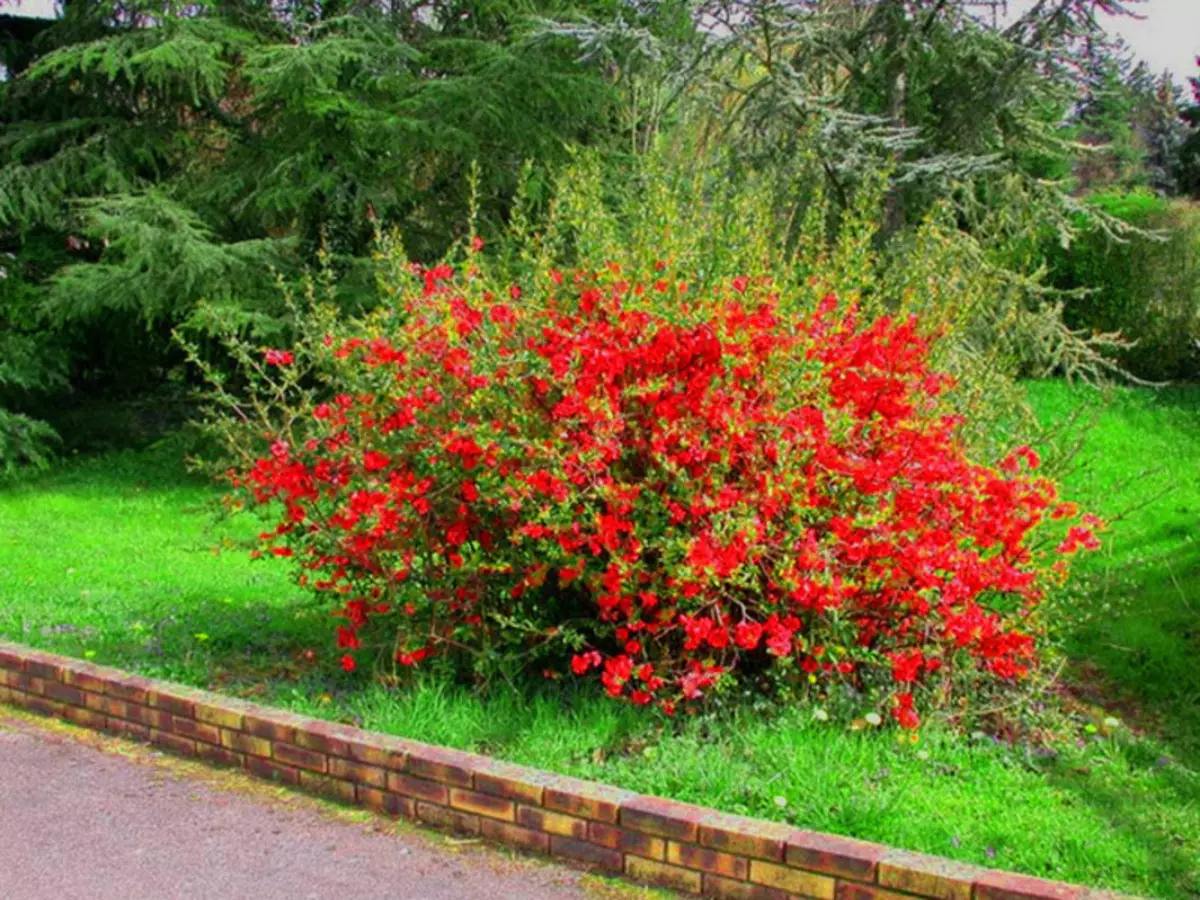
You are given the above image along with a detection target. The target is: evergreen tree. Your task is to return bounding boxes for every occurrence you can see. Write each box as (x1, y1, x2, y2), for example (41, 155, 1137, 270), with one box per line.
(1138, 71, 1188, 195)
(1178, 58, 1200, 197)
(0, 0, 625, 458)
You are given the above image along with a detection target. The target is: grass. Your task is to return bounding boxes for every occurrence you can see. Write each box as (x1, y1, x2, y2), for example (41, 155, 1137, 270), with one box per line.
(1, 383, 1197, 899)
(1028, 381, 1200, 761)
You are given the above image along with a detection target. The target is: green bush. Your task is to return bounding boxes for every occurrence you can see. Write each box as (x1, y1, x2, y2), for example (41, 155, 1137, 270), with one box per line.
(1048, 190, 1200, 382)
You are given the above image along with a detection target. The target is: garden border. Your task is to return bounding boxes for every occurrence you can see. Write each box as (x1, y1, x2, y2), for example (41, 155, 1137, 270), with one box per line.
(0, 640, 1128, 900)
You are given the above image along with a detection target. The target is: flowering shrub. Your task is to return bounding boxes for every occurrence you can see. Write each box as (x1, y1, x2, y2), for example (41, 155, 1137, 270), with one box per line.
(225, 254, 1100, 727)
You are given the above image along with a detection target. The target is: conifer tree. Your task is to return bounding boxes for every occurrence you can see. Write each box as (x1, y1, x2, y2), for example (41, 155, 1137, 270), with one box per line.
(0, 0, 623, 460)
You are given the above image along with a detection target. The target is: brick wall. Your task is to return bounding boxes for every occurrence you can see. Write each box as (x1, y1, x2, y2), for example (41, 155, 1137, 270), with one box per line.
(0, 641, 1122, 900)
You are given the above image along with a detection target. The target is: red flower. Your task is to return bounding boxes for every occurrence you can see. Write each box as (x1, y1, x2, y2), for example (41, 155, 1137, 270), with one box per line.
(340, 654, 356, 672)
(734, 620, 762, 650)
(891, 694, 920, 729)
(264, 349, 294, 366)
(890, 649, 924, 684)
(232, 261, 1096, 727)
(363, 450, 390, 472)
(571, 651, 601, 675)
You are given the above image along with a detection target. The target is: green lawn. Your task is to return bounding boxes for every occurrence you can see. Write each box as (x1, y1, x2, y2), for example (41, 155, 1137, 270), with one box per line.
(1, 382, 1197, 899)
(1027, 381, 1200, 762)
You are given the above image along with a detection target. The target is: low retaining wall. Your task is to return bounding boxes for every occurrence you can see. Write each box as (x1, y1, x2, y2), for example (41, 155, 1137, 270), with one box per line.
(0, 641, 1121, 900)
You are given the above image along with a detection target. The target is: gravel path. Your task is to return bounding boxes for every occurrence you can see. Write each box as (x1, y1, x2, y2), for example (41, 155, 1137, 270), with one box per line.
(0, 710, 658, 900)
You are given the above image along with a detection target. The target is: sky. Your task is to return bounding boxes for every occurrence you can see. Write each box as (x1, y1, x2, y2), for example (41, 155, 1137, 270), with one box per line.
(1004, 0, 1199, 84)
(4, 0, 1199, 82)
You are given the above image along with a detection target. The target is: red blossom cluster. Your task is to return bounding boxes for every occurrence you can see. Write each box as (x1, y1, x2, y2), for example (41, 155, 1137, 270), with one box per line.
(237, 262, 1100, 727)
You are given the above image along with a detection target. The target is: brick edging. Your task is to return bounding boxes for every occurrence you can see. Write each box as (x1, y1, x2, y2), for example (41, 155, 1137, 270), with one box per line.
(0, 641, 1129, 900)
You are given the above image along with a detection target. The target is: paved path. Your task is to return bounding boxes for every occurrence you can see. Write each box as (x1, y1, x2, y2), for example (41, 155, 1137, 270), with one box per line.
(0, 711, 658, 900)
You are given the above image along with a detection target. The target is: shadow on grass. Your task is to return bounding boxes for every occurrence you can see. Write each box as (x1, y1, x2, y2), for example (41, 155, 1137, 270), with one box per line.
(0, 442, 213, 496)
(1047, 749, 1200, 899)
(1067, 539, 1200, 765)
(18, 588, 332, 695)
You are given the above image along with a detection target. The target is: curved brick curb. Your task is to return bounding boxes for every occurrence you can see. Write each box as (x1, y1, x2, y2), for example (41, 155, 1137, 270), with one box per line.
(0, 641, 1133, 900)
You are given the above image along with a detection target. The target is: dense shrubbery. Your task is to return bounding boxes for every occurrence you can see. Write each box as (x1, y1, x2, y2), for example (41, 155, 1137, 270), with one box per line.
(203, 220, 1100, 727)
(1047, 191, 1200, 382)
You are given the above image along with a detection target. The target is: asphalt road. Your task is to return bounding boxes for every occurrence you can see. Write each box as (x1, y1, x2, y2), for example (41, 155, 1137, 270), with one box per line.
(0, 711, 655, 900)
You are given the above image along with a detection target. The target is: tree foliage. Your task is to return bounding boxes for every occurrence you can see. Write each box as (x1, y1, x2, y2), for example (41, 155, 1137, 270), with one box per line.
(0, 0, 627, 456)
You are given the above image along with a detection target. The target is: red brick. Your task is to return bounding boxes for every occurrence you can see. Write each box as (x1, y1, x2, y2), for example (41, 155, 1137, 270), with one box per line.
(106, 718, 150, 742)
(588, 822, 667, 861)
(104, 698, 141, 720)
(704, 874, 794, 900)
(449, 787, 516, 821)
(877, 851, 981, 900)
(272, 742, 328, 773)
(246, 756, 301, 786)
(94, 696, 124, 718)
(329, 757, 388, 789)
(786, 831, 886, 880)
(243, 709, 300, 744)
(358, 787, 415, 819)
(347, 734, 409, 770)
(699, 811, 793, 862)
(14, 673, 45, 694)
(299, 771, 357, 803)
(543, 776, 635, 825)
(83, 691, 108, 712)
(837, 883, 918, 900)
(149, 728, 197, 757)
(473, 759, 548, 805)
(293, 721, 358, 758)
(667, 840, 749, 880)
(387, 772, 449, 805)
(0, 646, 25, 670)
(104, 674, 155, 705)
(130, 706, 174, 731)
(171, 717, 222, 746)
(517, 806, 588, 839)
(550, 835, 623, 872)
(195, 743, 245, 769)
(60, 666, 112, 694)
(974, 871, 1084, 900)
(621, 795, 706, 843)
(61, 705, 107, 729)
(405, 744, 478, 787)
(417, 802, 481, 835)
(147, 689, 196, 719)
(625, 856, 703, 894)
(22, 656, 61, 681)
(479, 818, 550, 855)
(20, 695, 64, 717)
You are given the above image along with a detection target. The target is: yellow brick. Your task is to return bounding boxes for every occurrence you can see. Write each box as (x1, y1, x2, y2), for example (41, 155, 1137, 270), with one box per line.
(878, 852, 977, 900)
(748, 860, 836, 899)
(194, 701, 246, 731)
(625, 856, 702, 894)
(220, 729, 272, 758)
